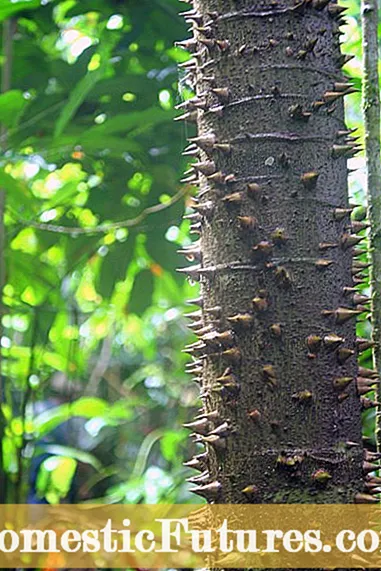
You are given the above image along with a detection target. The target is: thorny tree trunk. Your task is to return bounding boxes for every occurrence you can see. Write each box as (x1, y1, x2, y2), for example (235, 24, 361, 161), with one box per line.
(178, 0, 377, 506)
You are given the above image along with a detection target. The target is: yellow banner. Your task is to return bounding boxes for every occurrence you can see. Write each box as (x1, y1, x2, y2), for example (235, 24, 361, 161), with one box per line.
(1, 504, 381, 567)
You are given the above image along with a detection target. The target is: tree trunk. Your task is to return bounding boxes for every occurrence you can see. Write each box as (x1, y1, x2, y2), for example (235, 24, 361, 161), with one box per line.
(179, 0, 370, 505)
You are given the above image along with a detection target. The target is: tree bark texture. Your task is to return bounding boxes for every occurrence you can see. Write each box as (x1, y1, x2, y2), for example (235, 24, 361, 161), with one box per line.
(179, 0, 372, 505)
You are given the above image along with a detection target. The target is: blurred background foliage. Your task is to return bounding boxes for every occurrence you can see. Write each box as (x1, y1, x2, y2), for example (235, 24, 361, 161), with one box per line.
(0, 0, 377, 504)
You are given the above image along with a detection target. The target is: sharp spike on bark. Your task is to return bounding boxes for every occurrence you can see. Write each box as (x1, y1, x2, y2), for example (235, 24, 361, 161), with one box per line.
(271, 227, 289, 245)
(189, 133, 217, 148)
(247, 182, 262, 197)
(222, 191, 243, 203)
(322, 307, 362, 323)
(219, 347, 241, 363)
(206, 171, 226, 184)
(319, 242, 338, 250)
(175, 38, 198, 51)
(183, 212, 202, 221)
(364, 480, 381, 490)
(357, 338, 377, 351)
(191, 481, 222, 500)
(186, 296, 203, 307)
(292, 389, 313, 402)
(323, 333, 344, 348)
(357, 376, 379, 387)
(237, 215, 258, 230)
(189, 222, 202, 235)
(307, 335, 322, 351)
(252, 241, 273, 257)
(209, 104, 224, 117)
(364, 450, 381, 462)
(187, 319, 204, 331)
(176, 265, 202, 280)
(361, 397, 381, 410)
(315, 259, 334, 269)
(341, 233, 365, 249)
(270, 323, 282, 337)
(343, 286, 358, 296)
(183, 418, 211, 435)
(202, 330, 234, 347)
(338, 392, 349, 403)
(183, 458, 204, 471)
(252, 295, 269, 312)
(180, 173, 198, 184)
(333, 376, 353, 390)
(187, 471, 210, 485)
(215, 39, 230, 51)
(337, 54, 355, 67)
(185, 309, 203, 321)
(337, 347, 355, 364)
(334, 81, 354, 92)
(195, 410, 220, 421)
(227, 313, 254, 327)
(311, 469, 332, 483)
(248, 409, 261, 421)
(183, 339, 206, 351)
(367, 486, 381, 495)
(211, 87, 230, 100)
(352, 261, 371, 270)
(300, 171, 319, 188)
(359, 367, 379, 379)
(204, 306, 221, 316)
(213, 143, 231, 153)
(201, 433, 227, 448)
(262, 365, 277, 386)
(353, 294, 371, 306)
(174, 111, 198, 123)
(274, 266, 293, 286)
(209, 421, 230, 436)
(351, 220, 369, 233)
(355, 493, 379, 504)
(333, 207, 353, 220)
(366, 475, 381, 485)
(182, 147, 200, 157)
(198, 38, 215, 49)
(193, 161, 216, 175)
(192, 201, 214, 216)
(242, 484, 259, 495)
(328, 3, 348, 16)
(332, 144, 354, 158)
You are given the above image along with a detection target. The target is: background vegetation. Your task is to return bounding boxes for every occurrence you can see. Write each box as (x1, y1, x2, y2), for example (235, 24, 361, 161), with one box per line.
(0, 0, 376, 504)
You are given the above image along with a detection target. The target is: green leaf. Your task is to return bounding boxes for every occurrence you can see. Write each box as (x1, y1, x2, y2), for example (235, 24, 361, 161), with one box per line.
(160, 430, 187, 463)
(54, 68, 105, 139)
(40, 445, 103, 471)
(34, 397, 108, 437)
(0, 168, 35, 213)
(36, 456, 77, 504)
(0, 90, 28, 129)
(71, 397, 108, 417)
(84, 108, 175, 137)
(0, 0, 40, 22)
(128, 269, 154, 315)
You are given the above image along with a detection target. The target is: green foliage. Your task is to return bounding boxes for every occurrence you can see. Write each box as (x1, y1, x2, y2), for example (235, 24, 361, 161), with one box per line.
(0, 0, 197, 504)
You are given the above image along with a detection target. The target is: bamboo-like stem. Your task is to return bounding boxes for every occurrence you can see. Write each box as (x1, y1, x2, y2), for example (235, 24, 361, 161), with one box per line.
(362, 0, 381, 443)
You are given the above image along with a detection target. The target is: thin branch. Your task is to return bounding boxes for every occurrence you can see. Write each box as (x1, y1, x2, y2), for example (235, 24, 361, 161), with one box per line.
(15, 185, 190, 235)
(362, 0, 381, 439)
